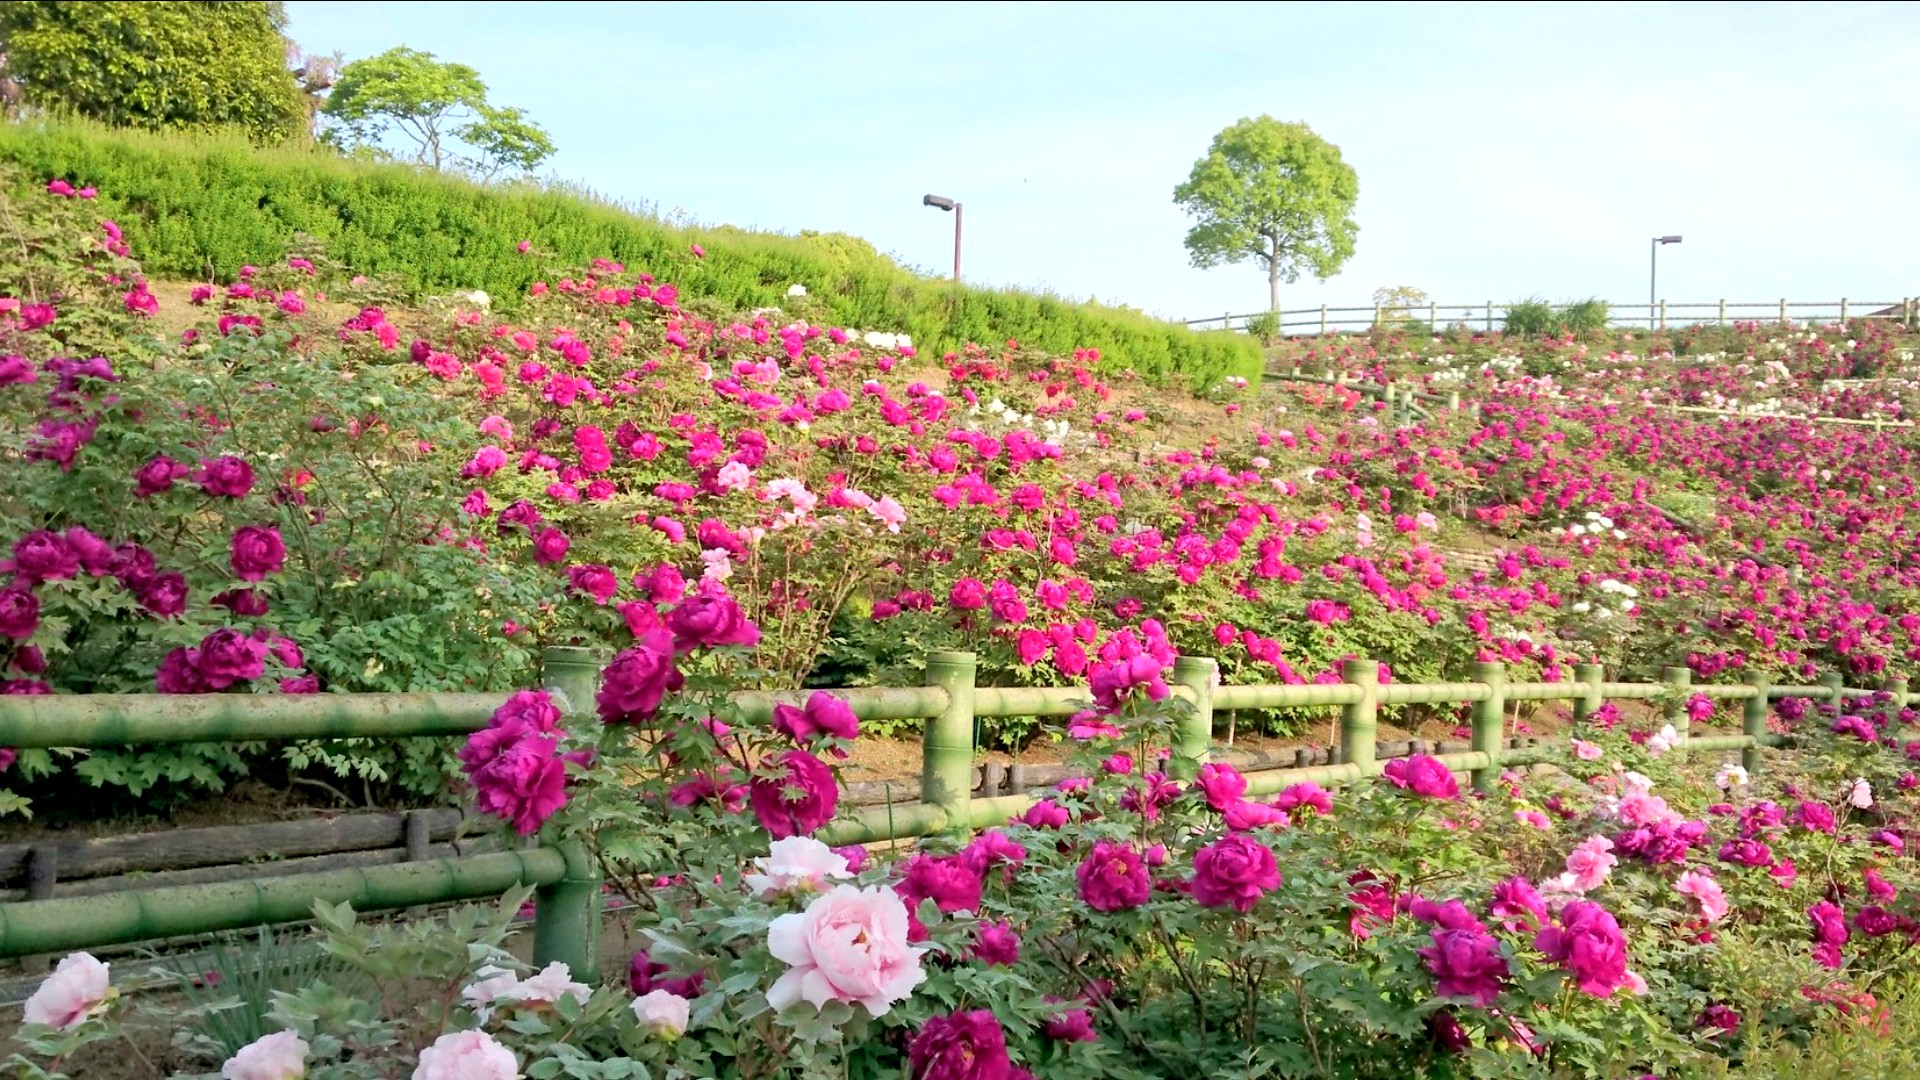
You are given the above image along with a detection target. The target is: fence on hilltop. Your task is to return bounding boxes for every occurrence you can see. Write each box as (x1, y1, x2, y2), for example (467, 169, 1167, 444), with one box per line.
(0, 646, 1906, 979)
(1185, 298, 1920, 336)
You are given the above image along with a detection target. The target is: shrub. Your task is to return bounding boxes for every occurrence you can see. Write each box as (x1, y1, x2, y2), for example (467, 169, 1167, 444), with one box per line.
(1242, 310, 1281, 345)
(1561, 297, 1611, 336)
(1502, 297, 1557, 337)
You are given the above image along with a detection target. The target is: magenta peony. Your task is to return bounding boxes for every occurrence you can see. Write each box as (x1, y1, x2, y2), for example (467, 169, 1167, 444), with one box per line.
(194, 628, 268, 689)
(1418, 928, 1509, 1007)
(1534, 900, 1631, 997)
(1190, 834, 1281, 912)
(1383, 754, 1459, 799)
(10, 530, 79, 581)
(193, 456, 255, 498)
(1076, 841, 1152, 912)
(627, 949, 705, 999)
(772, 690, 861, 746)
(896, 853, 983, 915)
(666, 586, 761, 651)
(1194, 762, 1248, 811)
(908, 1009, 1017, 1080)
(750, 750, 839, 839)
(597, 631, 684, 723)
(229, 526, 286, 581)
(0, 586, 38, 640)
(971, 921, 1022, 966)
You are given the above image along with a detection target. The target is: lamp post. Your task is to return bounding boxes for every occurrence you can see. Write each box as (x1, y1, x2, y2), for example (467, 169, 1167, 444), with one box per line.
(1650, 235, 1681, 329)
(923, 194, 961, 283)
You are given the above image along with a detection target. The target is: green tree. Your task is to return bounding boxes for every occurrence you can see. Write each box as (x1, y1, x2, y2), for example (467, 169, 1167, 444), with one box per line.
(0, 1, 306, 143)
(322, 47, 555, 179)
(1173, 117, 1360, 314)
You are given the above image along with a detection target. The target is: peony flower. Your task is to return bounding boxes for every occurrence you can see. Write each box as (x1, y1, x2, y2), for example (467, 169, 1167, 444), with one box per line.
(1674, 869, 1729, 922)
(195, 628, 269, 689)
(1190, 834, 1281, 912)
(23, 952, 112, 1029)
(1714, 763, 1750, 790)
(597, 631, 684, 723)
(1076, 841, 1151, 912)
(194, 456, 255, 498)
(632, 990, 691, 1039)
(628, 950, 705, 999)
(766, 885, 927, 1016)
(411, 1030, 518, 1080)
(908, 1010, 1016, 1080)
(1274, 782, 1334, 817)
(772, 690, 861, 747)
(666, 586, 761, 651)
(1809, 901, 1849, 969)
(1044, 1004, 1096, 1043)
(1382, 754, 1459, 799)
(221, 1030, 308, 1080)
(1570, 738, 1604, 761)
(971, 921, 1022, 966)
(896, 853, 983, 915)
(744, 836, 852, 897)
(1555, 835, 1617, 893)
(1194, 762, 1248, 811)
(749, 750, 839, 839)
(532, 527, 570, 565)
(1418, 928, 1508, 1007)
(9, 531, 79, 581)
(1534, 900, 1630, 997)
(229, 526, 286, 581)
(0, 586, 39, 640)
(1646, 724, 1679, 756)
(1848, 778, 1873, 809)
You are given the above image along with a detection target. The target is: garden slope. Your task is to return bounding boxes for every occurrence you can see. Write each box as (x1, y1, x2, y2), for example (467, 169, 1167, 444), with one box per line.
(0, 119, 1259, 390)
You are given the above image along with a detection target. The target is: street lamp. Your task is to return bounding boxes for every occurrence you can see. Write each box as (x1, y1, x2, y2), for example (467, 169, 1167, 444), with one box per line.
(921, 194, 960, 284)
(1650, 235, 1682, 329)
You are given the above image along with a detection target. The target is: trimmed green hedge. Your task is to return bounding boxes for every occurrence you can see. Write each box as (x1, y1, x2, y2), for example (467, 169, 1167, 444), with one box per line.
(0, 119, 1259, 388)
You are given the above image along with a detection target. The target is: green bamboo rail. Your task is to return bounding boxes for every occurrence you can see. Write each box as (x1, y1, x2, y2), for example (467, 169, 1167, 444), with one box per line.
(0, 651, 1894, 964)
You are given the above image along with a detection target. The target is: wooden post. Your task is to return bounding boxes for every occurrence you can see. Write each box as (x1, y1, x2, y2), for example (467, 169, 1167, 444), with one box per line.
(1448, 391, 1460, 412)
(1485, 301, 1493, 332)
(1470, 661, 1506, 792)
(23, 846, 56, 973)
(1718, 299, 1726, 326)
(1658, 299, 1668, 330)
(1320, 305, 1328, 335)
(1373, 303, 1383, 329)
(1428, 301, 1437, 329)
(1779, 298, 1788, 323)
(1840, 298, 1849, 322)
(1339, 658, 1379, 773)
(1742, 676, 1770, 774)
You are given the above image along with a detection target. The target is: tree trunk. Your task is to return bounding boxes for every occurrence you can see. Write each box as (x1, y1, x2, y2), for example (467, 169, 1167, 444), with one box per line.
(1268, 261, 1281, 315)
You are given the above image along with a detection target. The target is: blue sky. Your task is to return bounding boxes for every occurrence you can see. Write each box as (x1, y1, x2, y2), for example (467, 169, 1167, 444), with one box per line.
(285, 1, 1920, 324)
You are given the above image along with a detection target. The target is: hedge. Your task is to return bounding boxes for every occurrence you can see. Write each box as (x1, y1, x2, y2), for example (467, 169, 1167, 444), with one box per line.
(0, 119, 1260, 389)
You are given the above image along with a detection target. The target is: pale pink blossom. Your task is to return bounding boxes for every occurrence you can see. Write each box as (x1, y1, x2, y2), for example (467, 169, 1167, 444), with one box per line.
(700, 548, 734, 583)
(462, 962, 588, 1024)
(1715, 763, 1750, 790)
(1544, 836, 1616, 895)
(1646, 724, 1679, 756)
(412, 1030, 518, 1080)
(23, 952, 111, 1029)
(1570, 738, 1603, 761)
(716, 460, 752, 492)
(869, 496, 907, 533)
(1675, 870, 1729, 923)
(744, 836, 854, 897)
(632, 990, 690, 1039)
(222, 1030, 309, 1080)
(1848, 778, 1874, 809)
(766, 884, 927, 1017)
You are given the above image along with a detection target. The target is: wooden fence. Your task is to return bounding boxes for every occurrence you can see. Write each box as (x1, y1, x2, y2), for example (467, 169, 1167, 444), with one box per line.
(1186, 298, 1919, 335)
(0, 647, 1905, 977)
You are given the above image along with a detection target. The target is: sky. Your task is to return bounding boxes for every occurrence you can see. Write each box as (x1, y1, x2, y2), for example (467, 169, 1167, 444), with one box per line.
(283, 1, 1920, 325)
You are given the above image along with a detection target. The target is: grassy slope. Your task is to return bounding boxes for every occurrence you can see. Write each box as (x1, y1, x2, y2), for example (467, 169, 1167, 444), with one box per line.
(0, 118, 1260, 390)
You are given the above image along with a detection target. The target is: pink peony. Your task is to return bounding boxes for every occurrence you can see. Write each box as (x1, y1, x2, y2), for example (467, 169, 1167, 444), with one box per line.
(566, 564, 618, 605)
(1809, 901, 1849, 969)
(766, 885, 927, 1016)
(666, 586, 761, 651)
(1570, 738, 1603, 761)
(1674, 870, 1728, 923)
(632, 989, 690, 1039)
(195, 628, 269, 689)
(1274, 782, 1334, 816)
(532, 527, 571, 565)
(772, 690, 861, 747)
(896, 853, 984, 916)
(1557, 835, 1617, 893)
(1194, 762, 1248, 811)
(22, 951, 111, 1029)
(1383, 754, 1459, 799)
(411, 1030, 518, 1080)
(1534, 900, 1630, 997)
(971, 921, 1022, 966)
(597, 631, 684, 723)
(1490, 876, 1548, 931)
(908, 1009, 1016, 1080)
(0, 586, 38, 640)
(1190, 834, 1281, 912)
(1076, 841, 1151, 912)
(221, 1029, 308, 1080)
(750, 750, 839, 839)
(229, 526, 286, 581)
(10, 531, 79, 581)
(744, 836, 853, 897)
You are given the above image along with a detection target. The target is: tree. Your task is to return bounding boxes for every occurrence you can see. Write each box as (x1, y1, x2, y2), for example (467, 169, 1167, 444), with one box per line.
(0, 1, 306, 143)
(1173, 117, 1359, 314)
(322, 47, 555, 179)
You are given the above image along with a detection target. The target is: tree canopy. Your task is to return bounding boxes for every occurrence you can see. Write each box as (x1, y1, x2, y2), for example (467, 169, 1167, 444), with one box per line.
(1173, 117, 1359, 314)
(0, 1, 306, 143)
(322, 47, 555, 179)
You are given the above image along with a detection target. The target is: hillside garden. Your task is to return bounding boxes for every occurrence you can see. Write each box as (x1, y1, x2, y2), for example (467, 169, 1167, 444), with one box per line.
(2, 167, 1920, 1079)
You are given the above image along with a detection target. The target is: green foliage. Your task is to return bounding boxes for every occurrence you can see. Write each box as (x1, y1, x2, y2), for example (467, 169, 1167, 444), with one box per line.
(1242, 309, 1281, 345)
(1561, 297, 1611, 336)
(1502, 297, 1557, 338)
(1503, 297, 1611, 339)
(0, 1, 306, 144)
(149, 925, 366, 1066)
(0, 118, 1260, 389)
(1173, 116, 1360, 313)
(322, 46, 555, 178)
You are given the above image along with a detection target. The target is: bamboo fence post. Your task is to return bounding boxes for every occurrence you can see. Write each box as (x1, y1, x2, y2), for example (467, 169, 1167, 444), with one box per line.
(533, 645, 605, 979)
(921, 651, 978, 834)
(1470, 661, 1506, 792)
(1169, 655, 1218, 779)
(1742, 675, 1770, 775)
(1572, 663, 1604, 728)
(1819, 671, 1846, 710)
(1338, 659, 1379, 773)
(1663, 664, 1693, 741)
